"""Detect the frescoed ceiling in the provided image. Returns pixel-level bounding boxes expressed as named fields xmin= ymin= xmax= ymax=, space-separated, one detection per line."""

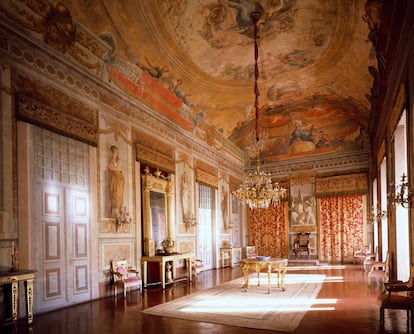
xmin=64 ymin=0 xmax=377 ymax=162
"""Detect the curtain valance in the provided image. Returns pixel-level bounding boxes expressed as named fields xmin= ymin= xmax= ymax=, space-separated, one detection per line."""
xmin=315 ymin=173 xmax=368 ymax=197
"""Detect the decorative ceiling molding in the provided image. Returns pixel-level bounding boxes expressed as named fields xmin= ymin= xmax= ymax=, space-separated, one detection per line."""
xmin=135 ymin=130 xmax=175 ymax=173
xmin=16 ymin=93 xmax=97 ymax=146
xmin=195 ymin=159 xmax=218 ymax=189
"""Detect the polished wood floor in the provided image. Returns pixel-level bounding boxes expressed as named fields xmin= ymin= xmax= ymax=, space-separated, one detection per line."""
xmin=2 ymin=264 xmax=410 ymax=334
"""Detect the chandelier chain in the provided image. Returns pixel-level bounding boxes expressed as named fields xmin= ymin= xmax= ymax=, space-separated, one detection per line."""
xmin=232 ymin=11 xmax=287 ymax=210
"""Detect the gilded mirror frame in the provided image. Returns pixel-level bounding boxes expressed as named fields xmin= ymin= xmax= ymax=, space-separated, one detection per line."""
xmin=142 ymin=174 xmax=174 ymax=256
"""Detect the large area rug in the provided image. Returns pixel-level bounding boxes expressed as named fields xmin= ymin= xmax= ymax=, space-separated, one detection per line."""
xmin=142 ymin=273 xmax=325 ymax=332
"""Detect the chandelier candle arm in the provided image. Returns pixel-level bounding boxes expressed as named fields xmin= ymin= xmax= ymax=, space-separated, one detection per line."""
xmin=392 ymin=173 xmax=413 ymax=208
xmin=183 ymin=214 xmax=197 ymax=231
xmin=114 ymin=206 xmax=132 ymax=232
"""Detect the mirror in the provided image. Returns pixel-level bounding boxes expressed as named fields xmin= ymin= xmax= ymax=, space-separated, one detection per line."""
xmin=150 ymin=191 xmax=166 ymax=248
xmin=142 ymin=174 xmax=174 ymax=256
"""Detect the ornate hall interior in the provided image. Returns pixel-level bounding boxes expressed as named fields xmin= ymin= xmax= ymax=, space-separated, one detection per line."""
xmin=0 ymin=0 xmax=414 ymax=333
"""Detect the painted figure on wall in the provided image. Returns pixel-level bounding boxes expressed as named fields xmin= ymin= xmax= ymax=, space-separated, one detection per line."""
xmin=290 ymin=190 xmax=315 ymax=225
xmin=221 ymin=185 xmax=228 ymax=227
xmin=108 ymin=145 xmax=124 ymax=217
xmin=181 ymin=171 xmax=191 ymax=220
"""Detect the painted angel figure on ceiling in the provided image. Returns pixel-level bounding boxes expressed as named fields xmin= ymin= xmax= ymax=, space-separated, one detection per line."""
xmin=173 ymin=79 xmax=195 ymax=107
xmin=289 ymin=120 xmax=314 ymax=145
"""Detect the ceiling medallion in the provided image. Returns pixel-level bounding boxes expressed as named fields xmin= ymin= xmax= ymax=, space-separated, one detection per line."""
xmin=233 ymin=11 xmax=286 ymax=210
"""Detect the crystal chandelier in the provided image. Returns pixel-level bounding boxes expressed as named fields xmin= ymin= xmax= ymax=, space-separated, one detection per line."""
xmin=233 ymin=11 xmax=286 ymax=210
xmin=392 ymin=173 xmax=413 ymax=208
xmin=367 ymin=203 xmax=386 ymax=224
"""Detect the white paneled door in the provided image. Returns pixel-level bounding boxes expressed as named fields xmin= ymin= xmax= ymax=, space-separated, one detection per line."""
xmin=198 ymin=207 xmax=213 ymax=270
xmin=197 ymin=183 xmax=214 ymax=270
xmin=32 ymin=127 xmax=91 ymax=313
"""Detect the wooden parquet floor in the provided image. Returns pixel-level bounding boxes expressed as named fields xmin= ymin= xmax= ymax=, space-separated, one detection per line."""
xmin=2 ymin=264 xmax=410 ymax=334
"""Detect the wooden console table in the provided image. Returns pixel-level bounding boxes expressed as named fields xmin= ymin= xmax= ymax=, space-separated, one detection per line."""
xmin=0 ymin=269 xmax=35 ymax=324
xmin=220 ymin=247 xmax=242 ymax=267
xmin=239 ymin=258 xmax=288 ymax=294
xmin=141 ymin=253 xmax=193 ymax=289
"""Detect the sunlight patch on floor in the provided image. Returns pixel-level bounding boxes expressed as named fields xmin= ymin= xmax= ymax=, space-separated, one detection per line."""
xmin=180 ymin=296 xmax=337 ymax=313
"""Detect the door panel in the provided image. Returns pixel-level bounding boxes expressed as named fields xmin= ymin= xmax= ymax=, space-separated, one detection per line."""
xmin=198 ymin=208 xmax=213 ymax=269
xmin=66 ymin=188 xmax=90 ymax=302
xmin=31 ymin=127 xmax=91 ymax=313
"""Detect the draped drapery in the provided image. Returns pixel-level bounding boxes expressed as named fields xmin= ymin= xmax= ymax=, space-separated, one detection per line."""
xmin=319 ymin=194 xmax=365 ymax=263
xmin=248 ymin=202 xmax=288 ymax=258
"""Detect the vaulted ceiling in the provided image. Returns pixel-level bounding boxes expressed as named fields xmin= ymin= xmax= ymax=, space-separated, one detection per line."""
xmin=66 ymin=0 xmax=377 ymax=163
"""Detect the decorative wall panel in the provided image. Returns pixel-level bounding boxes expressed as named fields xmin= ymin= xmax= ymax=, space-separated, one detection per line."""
xmin=74 ymin=264 xmax=89 ymax=293
xmin=43 ymin=192 xmax=61 ymax=216
xmin=44 ymin=222 xmax=60 ymax=261
xmin=74 ymin=223 xmax=87 ymax=259
xmin=45 ymin=268 xmax=62 ymax=299
xmin=73 ymin=196 xmax=87 ymax=217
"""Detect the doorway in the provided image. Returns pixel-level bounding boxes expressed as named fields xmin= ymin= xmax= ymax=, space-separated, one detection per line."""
xmin=31 ymin=126 xmax=91 ymax=313
xmin=197 ymin=183 xmax=214 ymax=270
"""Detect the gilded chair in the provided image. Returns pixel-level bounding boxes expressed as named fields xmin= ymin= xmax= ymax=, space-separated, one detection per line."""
xmin=367 ymin=252 xmax=389 ymax=287
xmin=110 ymin=260 xmax=142 ymax=297
xmin=293 ymin=232 xmax=311 ymax=259
xmin=245 ymin=245 xmax=258 ymax=259
xmin=378 ymin=268 xmax=414 ymax=332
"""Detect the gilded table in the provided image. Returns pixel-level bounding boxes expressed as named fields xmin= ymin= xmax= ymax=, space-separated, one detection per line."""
xmin=0 ymin=269 xmax=35 ymax=324
xmin=239 ymin=258 xmax=288 ymax=294
xmin=141 ymin=252 xmax=193 ymax=289
xmin=220 ymin=247 xmax=242 ymax=267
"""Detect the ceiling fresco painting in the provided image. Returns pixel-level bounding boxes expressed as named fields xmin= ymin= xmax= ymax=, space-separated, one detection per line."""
xmin=229 ymin=97 xmax=370 ymax=162
xmin=54 ymin=0 xmax=375 ymax=162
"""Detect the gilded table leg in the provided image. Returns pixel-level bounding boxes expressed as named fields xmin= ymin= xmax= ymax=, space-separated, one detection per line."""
xmin=267 ymin=263 xmax=271 ymax=294
xmin=280 ymin=269 xmax=286 ymax=291
xmin=240 ymin=266 xmax=249 ymax=291
xmin=161 ymin=261 xmax=166 ymax=289
xmin=187 ymin=258 xmax=192 ymax=282
xmin=11 ymin=281 xmax=18 ymax=322
xmin=25 ymin=279 xmax=34 ymax=324
xmin=274 ymin=271 xmax=280 ymax=288
xmin=142 ymin=261 xmax=148 ymax=288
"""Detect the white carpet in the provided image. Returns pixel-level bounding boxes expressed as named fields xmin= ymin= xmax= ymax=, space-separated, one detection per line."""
xmin=142 ymin=273 xmax=325 ymax=332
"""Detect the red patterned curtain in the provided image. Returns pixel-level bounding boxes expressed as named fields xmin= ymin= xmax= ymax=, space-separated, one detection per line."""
xmin=319 ymin=194 xmax=365 ymax=263
xmin=248 ymin=202 xmax=288 ymax=258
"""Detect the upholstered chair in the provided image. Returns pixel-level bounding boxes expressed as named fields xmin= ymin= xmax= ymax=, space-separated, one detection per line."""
xmin=245 ymin=245 xmax=258 ymax=259
xmin=378 ymin=267 xmax=414 ymax=332
xmin=367 ymin=252 xmax=389 ymax=287
xmin=110 ymin=259 xmax=142 ymax=297
xmin=192 ymin=259 xmax=205 ymax=279
xmin=293 ymin=232 xmax=311 ymax=259
xmin=353 ymin=245 xmax=372 ymax=265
